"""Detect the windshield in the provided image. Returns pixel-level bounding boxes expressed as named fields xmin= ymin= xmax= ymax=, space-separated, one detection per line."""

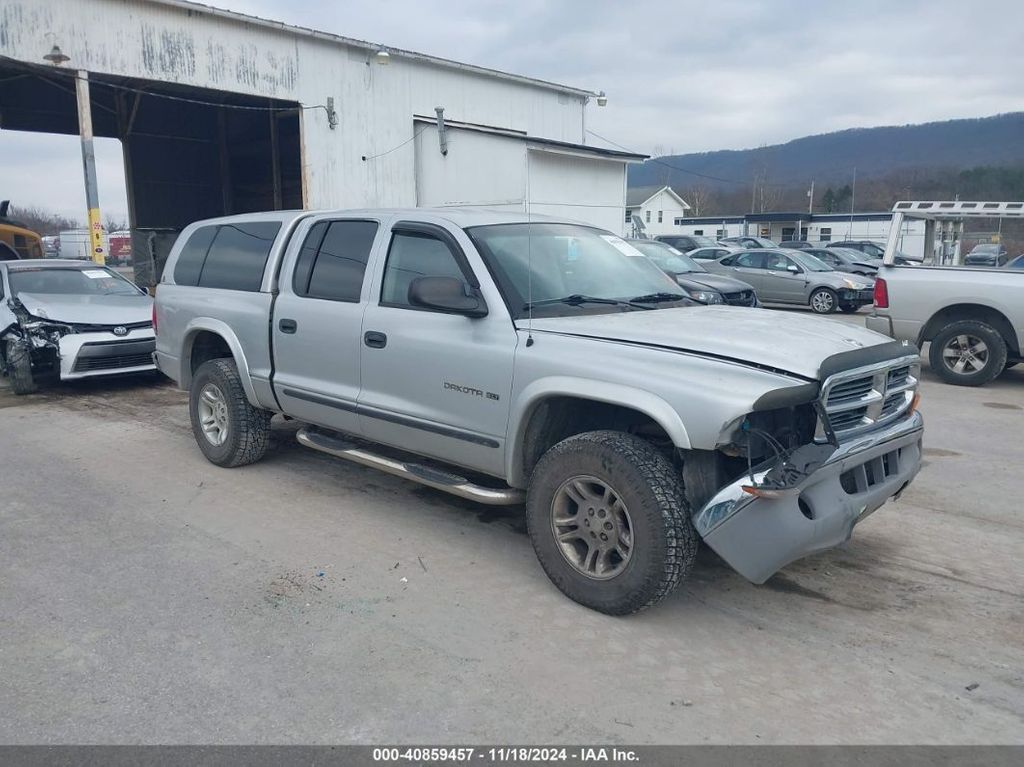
xmin=467 ymin=223 xmax=686 ymax=318
xmin=9 ymin=266 xmax=141 ymax=296
xmin=687 ymin=236 xmax=718 ymax=248
xmin=970 ymin=244 xmax=999 ymax=254
xmin=629 ymin=241 xmax=706 ymax=273
xmin=786 ymin=251 xmax=832 ymax=272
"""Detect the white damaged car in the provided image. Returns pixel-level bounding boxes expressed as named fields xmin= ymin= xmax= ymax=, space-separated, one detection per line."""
xmin=1 ymin=260 xmax=156 ymax=394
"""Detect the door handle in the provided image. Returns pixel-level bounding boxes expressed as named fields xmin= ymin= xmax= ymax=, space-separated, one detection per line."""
xmin=364 ymin=331 xmax=387 ymax=349
xmin=279 ymin=318 xmax=298 ymax=334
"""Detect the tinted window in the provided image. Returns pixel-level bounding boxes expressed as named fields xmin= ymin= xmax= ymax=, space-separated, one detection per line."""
xmin=198 ymin=222 xmax=281 ymax=291
xmin=812 ymin=250 xmax=838 ymax=265
xmin=173 ymin=226 xmax=217 ymax=286
xmin=381 ymin=232 xmax=467 ymax=307
xmin=304 ymin=220 xmax=378 ymax=302
xmin=292 ymin=221 xmax=328 ymax=295
xmin=735 ymin=252 xmax=766 ymax=269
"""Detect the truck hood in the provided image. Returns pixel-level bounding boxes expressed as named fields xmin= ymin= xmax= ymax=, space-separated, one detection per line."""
xmin=519 ymin=306 xmax=904 ymax=380
xmin=16 ymin=292 xmax=152 ymax=325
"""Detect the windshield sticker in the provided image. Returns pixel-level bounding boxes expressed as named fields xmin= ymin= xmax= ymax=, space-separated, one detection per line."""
xmin=82 ymin=269 xmax=110 ymax=279
xmin=600 ymin=235 xmax=640 ymax=257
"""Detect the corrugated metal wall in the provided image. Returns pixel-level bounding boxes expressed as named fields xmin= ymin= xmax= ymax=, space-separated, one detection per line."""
xmin=1 ymin=0 xmax=594 ymax=211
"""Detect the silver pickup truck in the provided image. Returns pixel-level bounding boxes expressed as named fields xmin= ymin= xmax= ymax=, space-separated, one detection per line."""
xmin=154 ymin=208 xmax=924 ymax=614
xmin=866 ymin=201 xmax=1024 ymax=387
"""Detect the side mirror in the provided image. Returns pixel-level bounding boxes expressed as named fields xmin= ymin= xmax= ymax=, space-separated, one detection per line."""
xmin=786 ymin=264 xmax=800 ymax=274
xmin=136 ymin=283 xmax=152 ymax=296
xmin=408 ymin=276 xmax=487 ymax=318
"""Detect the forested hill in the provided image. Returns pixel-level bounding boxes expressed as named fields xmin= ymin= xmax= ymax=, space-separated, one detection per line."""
xmin=628 ymin=113 xmax=1024 ymax=190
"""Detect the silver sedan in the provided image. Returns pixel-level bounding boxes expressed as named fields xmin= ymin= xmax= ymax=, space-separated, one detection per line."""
xmin=703 ymin=249 xmax=874 ymax=314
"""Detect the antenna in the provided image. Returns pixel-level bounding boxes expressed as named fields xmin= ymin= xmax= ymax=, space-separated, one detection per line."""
xmin=526 ymin=151 xmax=534 ymax=347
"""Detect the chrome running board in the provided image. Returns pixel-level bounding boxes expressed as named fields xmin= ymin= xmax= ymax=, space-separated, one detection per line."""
xmin=296 ymin=427 xmax=525 ymax=506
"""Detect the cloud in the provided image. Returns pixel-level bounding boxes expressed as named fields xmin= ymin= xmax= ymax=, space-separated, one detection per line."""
xmin=2 ymin=0 xmax=1022 ymax=222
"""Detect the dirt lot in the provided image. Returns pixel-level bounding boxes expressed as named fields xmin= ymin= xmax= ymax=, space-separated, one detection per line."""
xmin=1 ymin=313 xmax=1022 ymax=744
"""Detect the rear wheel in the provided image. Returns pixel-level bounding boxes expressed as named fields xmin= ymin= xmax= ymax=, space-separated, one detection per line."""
xmin=809 ymin=287 xmax=838 ymax=314
xmin=4 ymin=339 xmax=38 ymax=395
xmin=929 ymin=320 xmax=1007 ymax=387
xmin=189 ymin=358 xmax=271 ymax=466
xmin=526 ymin=430 xmax=697 ymax=615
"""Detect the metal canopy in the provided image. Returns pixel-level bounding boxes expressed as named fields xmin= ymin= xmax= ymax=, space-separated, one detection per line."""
xmin=891 ymin=200 xmax=1024 ymax=220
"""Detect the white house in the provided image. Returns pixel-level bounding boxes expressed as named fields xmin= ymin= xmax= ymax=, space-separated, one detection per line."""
xmin=625 ymin=186 xmax=690 ymax=236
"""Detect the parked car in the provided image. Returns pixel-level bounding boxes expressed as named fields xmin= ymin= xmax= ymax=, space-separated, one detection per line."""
xmin=688 ymin=245 xmax=743 ymax=261
xmin=719 ymin=236 xmax=778 ymax=248
xmin=705 ymin=249 xmax=874 ymax=314
xmin=1006 ymin=254 xmax=1024 ymax=269
xmin=828 ymin=239 xmax=919 ymax=265
xmin=801 ymin=247 xmax=879 ymax=278
xmin=625 ymin=239 xmax=758 ymax=306
xmin=0 ymin=260 xmax=155 ymax=394
xmin=154 ymin=208 xmax=923 ymax=615
xmin=653 ymin=234 xmax=719 ymax=253
xmin=866 ymin=200 xmax=1023 ymax=387
xmin=778 ymin=240 xmax=816 ymax=250
xmin=964 ymin=244 xmax=1009 ymax=267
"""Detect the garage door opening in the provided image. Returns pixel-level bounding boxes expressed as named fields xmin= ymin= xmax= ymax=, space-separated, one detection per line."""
xmin=0 ymin=57 xmax=303 ymax=284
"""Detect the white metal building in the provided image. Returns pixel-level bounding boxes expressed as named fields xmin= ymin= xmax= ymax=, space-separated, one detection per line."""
xmin=0 ymin=0 xmax=642 ymax=278
xmin=624 ymin=185 xmax=691 ymax=237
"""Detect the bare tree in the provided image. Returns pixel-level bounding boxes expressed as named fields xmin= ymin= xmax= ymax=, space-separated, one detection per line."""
xmin=684 ymin=185 xmax=713 ymax=217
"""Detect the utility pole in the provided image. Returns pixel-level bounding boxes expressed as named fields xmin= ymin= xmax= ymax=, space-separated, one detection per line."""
xmin=75 ymin=70 xmax=106 ymax=265
xmin=848 ymin=166 xmax=857 ymax=239
xmin=807 ymin=180 xmax=814 ymax=214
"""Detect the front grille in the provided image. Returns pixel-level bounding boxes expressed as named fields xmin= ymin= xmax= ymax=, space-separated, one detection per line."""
xmin=723 ymin=290 xmax=756 ymax=306
xmin=71 ymin=338 xmax=156 ymax=373
xmin=820 ymin=355 xmax=919 ymax=440
xmin=74 ymin=353 xmax=154 ymax=372
xmin=69 ymin=321 xmax=153 ymax=334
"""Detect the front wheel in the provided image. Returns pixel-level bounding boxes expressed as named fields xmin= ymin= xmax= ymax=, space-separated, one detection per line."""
xmin=189 ymin=358 xmax=271 ymax=466
xmin=526 ymin=430 xmax=698 ymax=615
xmin=809 ymin=287 xmax=838 ymax=314
xmin=4 ymin=339 xmax=38 ymax=395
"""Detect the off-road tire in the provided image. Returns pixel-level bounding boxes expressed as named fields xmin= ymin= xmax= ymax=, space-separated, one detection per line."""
xmin=809 ymin=287 xmax=838 ymax=314
xmin=928 ymin=320 xmax=1007 ymax=387
xmin=189 ymin=358 xmax=271 ymax=467
xmin=4 ymin=339 xmax=38 ymax=395
xmin=839 ymin=304 xmax=860 ymax=314
xmin=1004 ymin=361 xmax=1019 ymax=372
xmin=526 ymin=430 xmax=697 ymax=615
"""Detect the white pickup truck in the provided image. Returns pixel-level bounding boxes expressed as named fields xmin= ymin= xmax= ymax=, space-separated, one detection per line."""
xmin=866 ymin=201 xmax=1024 ymax=386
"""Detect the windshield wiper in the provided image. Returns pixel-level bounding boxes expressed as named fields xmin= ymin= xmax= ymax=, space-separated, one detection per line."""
xmin=523 ymin=294 xmax=653 ymax=311
xmin=629 ymin=292 xmax=689 ymax=304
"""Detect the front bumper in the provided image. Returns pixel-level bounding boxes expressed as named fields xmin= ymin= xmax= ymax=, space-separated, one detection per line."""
xmin=839 ymin=288 xmax=874 ymax=304
xmin=694 ymin=411 xmax=924 ymax=583
xmin=57 ymin=331 xmax=157 ymax=380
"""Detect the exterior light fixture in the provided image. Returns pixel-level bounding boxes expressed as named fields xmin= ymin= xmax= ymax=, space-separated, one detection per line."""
xmin=596 ymin=91 xmax=608 ymax=107
xmin=376 ymin=50 xmax=390 ymax=65
xmin=43 ymin=45 xmax=70 ymax=65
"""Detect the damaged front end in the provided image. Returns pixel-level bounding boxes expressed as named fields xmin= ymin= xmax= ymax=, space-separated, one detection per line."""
xmin=692 ymin=355 xmax=924 ymax=583
xmin=1 ymin=298 xmax=69 ymax=383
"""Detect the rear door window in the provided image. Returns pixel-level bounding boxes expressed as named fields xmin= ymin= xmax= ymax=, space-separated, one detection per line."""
xmin=198 ymin=222 xmax=281 ymax=291
xmin=735 ymin=252 xmax=766 ymax=269
xmin=305 ymin=221 xmax=379 ymax=302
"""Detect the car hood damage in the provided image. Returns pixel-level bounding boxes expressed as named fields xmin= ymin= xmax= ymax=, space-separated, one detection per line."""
xmin=519 ymin=306 xmax=912 ymax=380
xmin=14 ymin=292 xmax=152 ymax=326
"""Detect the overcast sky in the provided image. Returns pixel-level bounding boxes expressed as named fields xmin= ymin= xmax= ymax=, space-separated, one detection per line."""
xmin=4 ymin=0 xmax=1023 ymax=225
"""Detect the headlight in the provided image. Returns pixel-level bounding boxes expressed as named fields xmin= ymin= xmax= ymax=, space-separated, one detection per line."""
xmin=842 ymin=278 xmax=868 ymax=290
xmin=687 ymin=289 xmax=724 ymax=304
